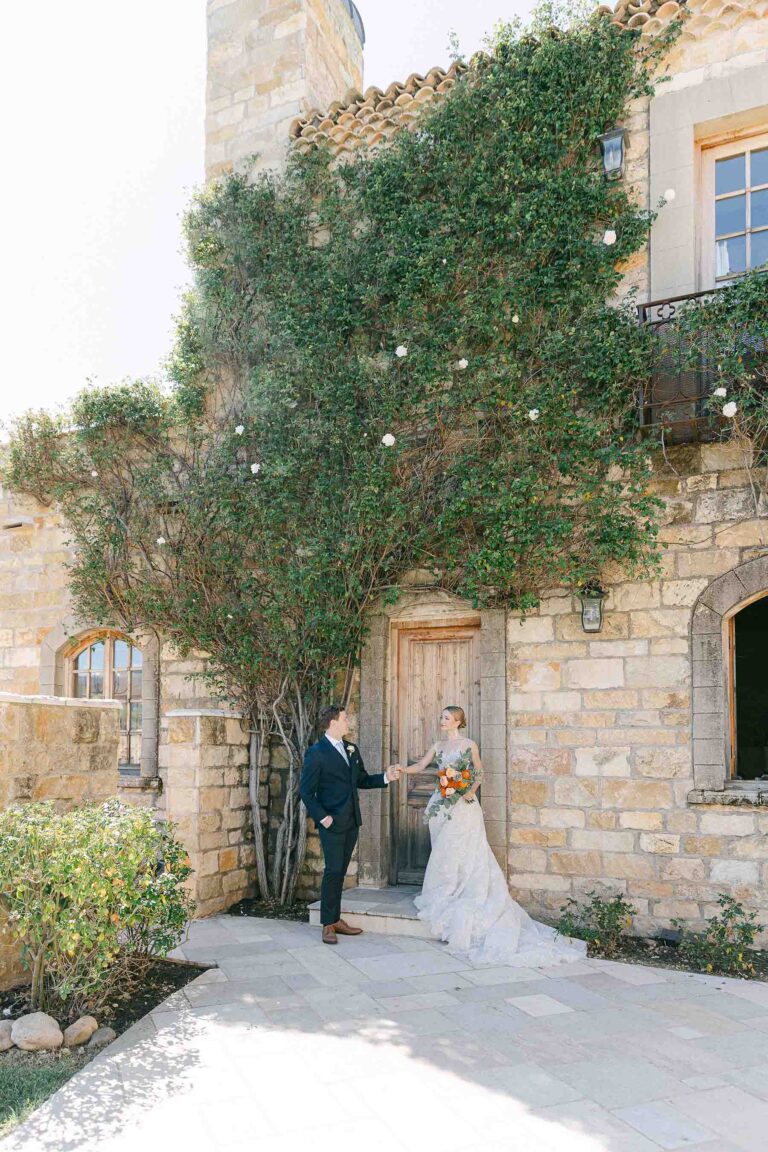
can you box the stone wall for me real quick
[505,442,768,940]
[206,0,363,179]
[0,693,120,990]
[160,709,256,916]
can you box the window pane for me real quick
[113,670,129,698]
[119,702,129,732]
[90,641,105,671]
[114,639,129,670]
[73,672,88,698]
[716,194,746,236]
[74,648,89,671]
[130,646,143,669]
[752,188,768,231]
[130,670,142,700]
[716,234,746,278]
[130,702,143,731]
[119,734,130,767]
[716,153,745,195]
[90,673,104,699]
[752,147,768,188]
[752,229,768,270]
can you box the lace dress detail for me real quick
[413,742,586,967]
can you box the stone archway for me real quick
[691,554,768,791]
[356,586,507,888]
[40,619,161,779]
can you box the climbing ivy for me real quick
[8,11,678,901]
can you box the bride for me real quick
[396,705,586,967]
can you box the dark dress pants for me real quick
[318,821,359,926]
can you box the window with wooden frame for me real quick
[700,132,768,289]
[70,633,143,770]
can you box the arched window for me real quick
[70,634,143,770]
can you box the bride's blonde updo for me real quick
[444,705,467,729]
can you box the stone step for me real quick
[308,885,433,938]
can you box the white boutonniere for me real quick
[345,743,355,755]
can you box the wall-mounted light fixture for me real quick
[598,127,627,181]
[579,584,608,634]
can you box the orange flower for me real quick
[461,770,471,779]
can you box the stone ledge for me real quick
[688,787,768,806]
[164,708,244,719]
[0,692,121,709]
[118,776,162,793]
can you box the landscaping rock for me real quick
[87,1026,116,1050]
[0,1020,13,1051]
[11,1012,63,1051]
[63,1015,99,1048]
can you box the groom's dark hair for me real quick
[319,704,343,731]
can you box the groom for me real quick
[300,705,400,944]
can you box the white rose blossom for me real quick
[250,462,261,474]
[663,188,676,202]
[395,345,408,358]
[90,470,98,478]
[603,229,617,246]
[528,409,540,421]
[512,314,520,324]
[713,387,727,399]
[382,433,396,447]
[235,425,244,435]
[457,358,469,370]
[722,401,738,418]
[156,536,166,546]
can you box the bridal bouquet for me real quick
[425,749,475,822]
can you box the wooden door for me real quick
[392,625,481,884]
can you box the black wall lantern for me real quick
[598,127,627,181]
[579,584,607,634]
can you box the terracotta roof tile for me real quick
[290,0,765,161]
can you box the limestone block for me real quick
[564,660,624,690]
[549,851,602,876]
[168,717,196,744]
[653,901,701,921]
[700,811,755,836]
[570,829,634,852]
[510,827,567,848]
[611,583,661,611]
[629,609,689,638]
[574,747,630,777]
[510,780,550,805]
[553,778,599,807]
[683,834,726,855]
[509,662,561,692]
[619,811,663,831]
[711,857,761,888]
[540,807,586,829]
[508,617,554,644]
[510,873,572,893]
[625,656,690,688]
[602,779,673,809]
[661,579,710,607]
[508,847,548,873]
[635,748,691,779]
[639,833,680,854]
[600,852,658,883]
[508,749,571,777]
[587,810,617,830]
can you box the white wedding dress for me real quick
[414,742,587,967]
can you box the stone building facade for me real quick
[2,0,768,937]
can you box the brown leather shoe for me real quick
[322,925,338,945]
[333,919,363,936]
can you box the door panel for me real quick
[393,626,480,884]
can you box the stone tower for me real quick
[205,0,365,179]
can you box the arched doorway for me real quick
[731,595,768,781]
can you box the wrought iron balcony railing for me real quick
[637,290,719,444]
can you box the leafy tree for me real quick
[7,13,676,902]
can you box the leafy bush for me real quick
[558,889,636,957]
[0,801,194,1014]
[673,894,763,978]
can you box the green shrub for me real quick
[558,889,636,957]
[0,800,194,1015]
[673,894,763,978]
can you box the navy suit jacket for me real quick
[300,736,387,831]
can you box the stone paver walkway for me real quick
[4,915,768,1152]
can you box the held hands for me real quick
[385,764,403,783]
